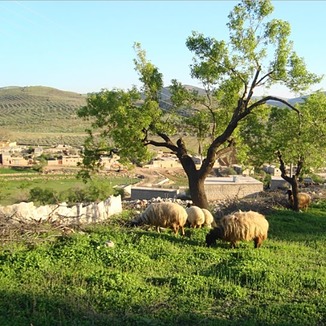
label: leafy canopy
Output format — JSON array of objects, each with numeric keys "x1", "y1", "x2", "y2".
[{"x1": 241, "y1": 92, "x2": 326, "y2": 175}]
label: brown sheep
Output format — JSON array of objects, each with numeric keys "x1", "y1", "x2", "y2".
[
  {"x1": 205, "y1": 210, "x2": 269, "y2": 248},
  {"x1": 131, "y1": 202, "x2": 187, "y2": 236},
  {"x1": 287, "y1": 189, "x2": 311, "y2": 211}
]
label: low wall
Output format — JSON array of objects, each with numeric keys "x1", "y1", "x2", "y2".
[
  {"x1": 204, "y1": 176, "x2": 263, "y2": 201},
  {"x1": 130, "y1": 176, "x2": 263, "y2": 201},
  {"x1": 270, "y1": 177, "x2": 290, "y2": 190},
  {"x1": 0, "y1": 195, "x2": 122, "y2": 225},
  {"x1": 130, "y1": 187, "x2": 179, "y2": 200}
]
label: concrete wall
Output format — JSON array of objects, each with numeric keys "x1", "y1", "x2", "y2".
[
  {"x1": 131, "y1": 187, "x2": 179, "y2": 200},
  {"x1": 270, "y1": 177, "x2": 290, "y2": 190},
  {"x1": 204, "y1": 176, "x2": 263, "y2": 201},
  {"x1": 130, "y1": 176, "x2": 263, "y2": 201}
]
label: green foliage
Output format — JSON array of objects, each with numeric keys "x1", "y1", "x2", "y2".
[
  {"x1": 0, "y1": 209, "x2": 325, "y2": 325},
  {"x1": 29, "y1": 187, "x2": 58, "y2": 205},
  {"x1": 241, "y1": 92, "x2": 326, "y2": 176}
]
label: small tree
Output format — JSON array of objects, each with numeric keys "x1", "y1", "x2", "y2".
[
  {"x1": 78, "y1": 0, "x2": 321, "y2": 208},
  {"x1": 241, "y1": 92, "x2": 326, "y2": 211}
]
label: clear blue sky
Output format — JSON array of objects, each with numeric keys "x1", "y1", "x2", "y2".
[{"x1": 1, "y1": 1, "x2": 325, "y2": 98}]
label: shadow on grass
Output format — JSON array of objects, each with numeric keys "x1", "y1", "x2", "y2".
[
  {"x1": 2, "y1": 289, "x2": 315, "y2": 326},
  {"x1": 0, "y1": 290, "x2": 238, "y2": 326}
]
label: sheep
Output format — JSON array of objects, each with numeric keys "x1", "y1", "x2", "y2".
[
  {"x1": 202, "y1": 208, "x2": 217, "y2": 228},
  {"x1": 205, "y1": 210, "x2": 269, "y2": 249},
  {"x1": 186, "y1": 205, "x2": 205, "y2": 228},
  {"x1": 287, "y1": 189, "x2": 311, "y2": 211},
  {"x1": 131, "y1": 202, "x2": 187, "y2": 236}
]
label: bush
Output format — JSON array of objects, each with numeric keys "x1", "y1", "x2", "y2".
[{"x1": 29, "y1": 187, "x2": 58, "y2": 205}]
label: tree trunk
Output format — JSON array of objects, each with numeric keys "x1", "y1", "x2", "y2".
[
  {"x1": 277, "y1": 151, "x2": 301, "y2": 212},
  {"x1": 290, "y1": 176, "x2": 300, "y2": 212},
  {"x1": 188, "y1": 173, "x2": 209, "y2": 209}
]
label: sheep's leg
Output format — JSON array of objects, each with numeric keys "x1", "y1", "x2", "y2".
[
  {"x1": 180, "y1": 226, "x2": 185, "y2": 236},
  {"x1": 230, "y1": 242, "x2": 237, "y2": 248},
  {"x1": 172, "y1": 224, "x2": 178, "y2": 235},
  {"x1": 254, "y1": 237, "x2": 262, "y2": 248}
]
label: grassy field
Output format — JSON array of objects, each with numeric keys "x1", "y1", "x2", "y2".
[
  {"x1": 0, "y1": 168, "x2": 139, "y2": 206},
  {"x1": 0, "y1": 201, "x2": 325, "y2": 325}
]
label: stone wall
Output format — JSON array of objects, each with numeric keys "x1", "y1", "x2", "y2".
[{"x1": 0, "y1": 195, "x2": 122, "y2": 225}]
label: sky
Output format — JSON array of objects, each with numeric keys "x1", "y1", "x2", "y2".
[{"x1": 1, "y1": 0, "x2": 326, "y2": 98}]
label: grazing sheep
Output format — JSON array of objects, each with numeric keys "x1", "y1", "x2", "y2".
[
  {"x1": 206, "y1": 210, "x2": 269, "y2": 248},
  {"x1": 131, "y1": 202, "x2": 187, "y2": 236},
  {"x1": 287, "y1": 189, "x2": 311, "y2": 211},
  {"x1": 202, "y1": 208, "x2": 217, "y2": 228},
  {"x1": 186, "y1": 205, "x2": 205, "y2": 228}
]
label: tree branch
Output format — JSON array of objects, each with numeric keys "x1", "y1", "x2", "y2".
[
  {"x1": 256, "y1": 70, "x2": 274, "y2": 86},
  {"x1": 246, "y1": 67, "x2": 261, "y2": 102},
  {"x1": 276, "y1": 150, "x2": 292, "y2": 183},
  {"x1": 248, "y1": 96, "x2": 301, "y2": 115},
  {"x1": 144, "y1": 139, "x2": 178, "y2": 152}
]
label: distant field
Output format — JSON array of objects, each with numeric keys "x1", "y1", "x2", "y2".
[
  {"x1": 0, "y1": 86, "x2": 90, "y2": 146},
  {"x1": 0, "y1": 86, "x2": 201, "y2": 153}
]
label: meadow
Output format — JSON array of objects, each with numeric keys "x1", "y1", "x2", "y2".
[
  {"x1": 0, "y1": 168, "x2": 139, "y2": 206},
  {"x1": 0, "y1": 201, "x2": 325, "y2": 326}
]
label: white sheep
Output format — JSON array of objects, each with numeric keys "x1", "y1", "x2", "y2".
[
  {"x1": 206, "y1": 210, "x2": 269, "y2": 248},
  {"x1": 131, "y1": 202, "x2": 187, "y2": 236},
  {"x1": 202, "y1": 208, "x2": 217, "y2": 228},
  {"x1": 186, "y1": 205, "x2": 205, "y2": 228}
]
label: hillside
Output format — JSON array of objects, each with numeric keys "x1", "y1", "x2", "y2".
[
  {"x1": 0, "y1": 86, "x2": 88, "y2": 146},
  {"x1": 0, "y1": 85, "x2": 311, "y2": 147}
]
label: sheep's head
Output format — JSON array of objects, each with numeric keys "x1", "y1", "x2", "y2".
[
  {"x1": 206, "y1": 227, "x2": 223, "y2": 247},
  {"x1": 129, "y1": 213, "x2": 144, "y2": 227}
]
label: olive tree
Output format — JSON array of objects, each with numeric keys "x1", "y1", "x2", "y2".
[{"x1": 78, "y1": 0, "x2": 321, "y2": 208}]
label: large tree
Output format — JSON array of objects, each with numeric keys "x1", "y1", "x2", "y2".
[
  {"x1": 241, "y1": 92, "x2": 326, "y2": 211},
  {"x1": 78, "y1": 0, "x2": 321, "y2": 208}
]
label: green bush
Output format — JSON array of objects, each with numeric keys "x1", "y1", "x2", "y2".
[{"x1": 29, "y1": 187, "x2": 58, "y2": 205}]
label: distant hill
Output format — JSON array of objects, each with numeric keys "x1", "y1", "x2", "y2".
[
  {"x1": 0, "y1": 86, "x2": 88, "y2": 146},
  {"x1": 0, "y1": 85, "x2": 315, "y2": 146}
]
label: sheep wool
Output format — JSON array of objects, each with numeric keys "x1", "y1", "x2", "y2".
[
  {"x1": 132, "y1": 202, "x2": 187, "y2": 236},
  {"x1": 287, "y1": 190, "x2": 311, "y2": 211},
  {"x1": 186, "y1": 205, "x2": 205, "y2": 228},
  {"x1": 202, "y1": 208, "x2": 217, "y2": 228},
  {"x1": 206, "y1": 210, "x2": 269, "y2": 248}
]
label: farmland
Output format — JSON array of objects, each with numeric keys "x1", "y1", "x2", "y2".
[{"x1": 0, "y1": 86, "x2": 89, "y2": 146}]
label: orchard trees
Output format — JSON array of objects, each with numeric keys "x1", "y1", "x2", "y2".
[{"x1": 78, "y1": 0, "x2": 321, "y2": 208}]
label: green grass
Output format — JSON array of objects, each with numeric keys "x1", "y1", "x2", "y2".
[
  {"x1": 0, "y1": 173, "x2": 139, "y2": 206},
  {"x1": 0, "y1": 206, "x2": 325, "y2": 325}
]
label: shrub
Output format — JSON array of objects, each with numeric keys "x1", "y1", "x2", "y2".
[{"x1": 29, "y1": 187, "x2": 58, "y2": 205}]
